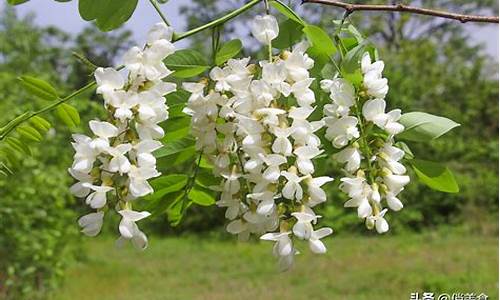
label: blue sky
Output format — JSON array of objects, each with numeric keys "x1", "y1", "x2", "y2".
[{"x1": 2, "y1": 0, "x2": 499, "y2": 59}]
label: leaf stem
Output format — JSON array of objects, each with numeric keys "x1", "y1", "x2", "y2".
[
  {"x1": 148, "y1": 0, "x2": 171, "y2": 26},
  {"x1": 0, "y1": 81, "x2": 96, "y2": 141},
  {"x1": 172, "y1": 0, "x2": 262, "y2": 42}
]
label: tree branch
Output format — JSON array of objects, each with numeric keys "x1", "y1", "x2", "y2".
[{"x1": 301, "y1": 0, "x2": 499, "y2": 24}]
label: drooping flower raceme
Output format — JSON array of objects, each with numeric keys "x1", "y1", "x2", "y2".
[
  {"x1": 183, "y1": 14, "x2": 333, "y2": 270},
  {"x1": 321, "y1": 52, "x2": 409, "y2": 234},
  {"x1": 69, "y1": 23, "x2": 177, "y2": 249}
]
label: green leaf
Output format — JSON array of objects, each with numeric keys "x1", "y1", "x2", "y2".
[
  {"x1": 161, "y1": 117, "x2": 191, "y2": 143},
  {"x1": 273, "y1": 19, "x2": 303, "y2": 50},
  {"x1": 164, "y1": 49, "x2": 209, "y2": 78},
  {"x1": 7, "y1": 0, "x2": 29, "y2": 4},
  {"x1": 167, "y1": 193, "x2": 191, "y2": 226},
  {"x1": 96, "y1": 0, "x2": 138, "y2": 31},
  {"x1": 78, "y1": 0, "x2": 138, "y2": 31},
  {"x1": 188, "y1": 185, "x2": 216, "y2": 206},
  {"x1": 270, "y1": 0, "x2": 305, "y2": 25},
  {"x1": 215, "y1": 39, "x2": 242, "y2": 65},
  {"x1": 16, "y1": 125, "x2": 42, "y2": 142},
  {"x1": 18, "y1": 76, "x2": 58, "y2": 101},
  {"x1": 157, "y1": 146, "x2": 196, "y2": 169},
  {"x1": 78, "y1": 0, "x2": 100, "y2": 21},
  {"x1": 399, "y1": 112, "x2": 460, "y2": 142},
  {"x1": 5, "y1": 137, "x2": 31, "y2": 156},
  {"x1": 145, "y1": 174, "x2": 188, "y2": 204},
  {"x1": 411, "y1": 159, "x2": 459, "y2": 193},
  {"x1": 303, "y1": 25, "x2": 336, "y2": 70},
  {"x1": 30, "y1": 116, "x2": 51, "y2": 133},
  {"x1": 56, "y1": 103, "x2": 80, "y2": 128},
  {"x1": 341, "y1": 40, "x2": 370, "y2": 74},
  {"x1": 154, "y1": 136, "x2": 195, "y2": 158}
]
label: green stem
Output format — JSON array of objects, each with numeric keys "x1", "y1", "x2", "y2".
[
  {"x1": 180, "y1": 151, "x2": 203, "y2": 216},
  {"x1": 148, "y1": 0, "x2": 171, "y2": 26},
  {"x1": 353, "y1": 97, "x2": 375, "y2": 184},
  {"x1": 0, "y1": 81, "x2": 96, "y2": 141},
  {"x1": 172, "y1": 0, "x2": 262, "y2": 42}
]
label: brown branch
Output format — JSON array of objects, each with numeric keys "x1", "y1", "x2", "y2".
[{"x1": 301, "y1": 0, "x2": 499, "y2": 24}]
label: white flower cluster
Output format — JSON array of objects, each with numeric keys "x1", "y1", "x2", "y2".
[
  {"x1": 321, "y1": 52, "x2": 409, "y2": 234},
  {"x1": 70, "y1": 23, "x2": 177, "y2": 249},
  {"x1": 182, "y1": 15, "x2": 333, "y2": 270}
]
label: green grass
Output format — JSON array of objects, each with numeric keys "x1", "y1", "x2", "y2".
[{"x1": 51, "y1": 231, "x2": 498, "y2": 300}]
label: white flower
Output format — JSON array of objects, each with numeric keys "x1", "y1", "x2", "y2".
[
  {"x1": 291, "y1": 78, "x2": 315, "y2": 107},
  {"x1": 272, "y1": 127, "x2": 294, "y2": 156},
  {"x1": 383, "y1": 173, "x2": 410, "y2": 193},
  {"x1": 71, "y1": 134, "x2": 97, "y2": 173},
  {"x1": 365, "y1": 209, "x2": 389, "y2": 234},
  {"x1": 260, "y1": 154, "x2": 287, "y2": 182},
  {"x1": 379, "y1": 142, "x2": 406, "y2": 175},
  {"x1": 284, "y1": 42, "x2": 314, "y2": 82},
  {"x1": 340, "y1": 177, "x2": 373, "y2": 218},
  {"x1": 386, "y1": 191, "x2": 404, "y2": 211},
  {"x1": 68, "y1": 168, "x2": 93, "y2": 197},
  {"x1": 361, "y1": 52, "x2": 389, "y2": 99},
  {"x1": 88, "y1": 120, "x2": 119, "y2": 152},
  {"x1": 117, "y1": 210, "x2": 151, "y2": 250},
  {"x1": 95, "y1": 67, "x2": 124, "y2": 95},
  {"x1": 291, "y1": 212, "x2": 320, "y2": 240},
  {"x1": 281, "y1": 171, "x2": 306, "y2": 200},
  {"x1": 216, "y1": 192, "x2": 241, "y2": 220},
  {"x1": 107, "y1": 143, "x2": 132, "y2": 174},
  {"x1": 260, "y1": 231, "x2": 298, "y2": 271},
  {"x1": 251, "y1": 15, "x2": 279, "y2": 44},
  {"x1": 306, "y1": 176, "x2": 334, "y2": 206},
  {"x1": 128, "y1": 165, "x2": 161, "y2": 197},
  {"x1": 249, "y1": 191, "x2": 276, "y2": 215},
  {"x1": 294, "y1": 146, "x2": 323, "y2": 175},
  {"x1": 261, "y1": 61, "x2": 291, "y2": 96},
  {"x1": 324, "y1": 116, "x2": 359, "y2": 148},
  {"x1": 82, "y1": 183, "x2": 114, "y2": 209},
  {"x1": 309, "y1": 227, "x2": 333, "y2": 254},
  {"x1": 78, "y1": 211, "x2": 104, "y2": 237},
  {"x1": 333, "y1": 146, "x2": 362, "y2": 173},
  {"x1": 321, "y1": 78, "x2": 355, "y2": 117},
  {"x1": 123, "y1": 40, "x2": 175, "y2": 81},
  {"x1": 255, "y1": 108, "x2": 286, "y2": 127},
  {"x1": 362, "y1": 99, "x2": 404, "y2": 135},
  {"x1": 147, "y1": 22, "x2": 174, "y2": 44},
  {"x1": 133, "y1": 140, "x2": 163, "y2": 168}
]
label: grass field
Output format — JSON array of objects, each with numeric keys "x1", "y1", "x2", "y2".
[{"x1": 51, "y1": 231, "x2": 498, "y2": 300}]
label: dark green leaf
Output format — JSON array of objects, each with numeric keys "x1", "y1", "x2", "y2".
[
  {"x1": 411, "y1": 159, "x2": 459, "y2": 193},
  {"x1": 161, "y1": 117, "x2": 191, "y2": 143},
  {"x1": 78, "y1": 0, "x2": 138, "y2": 31},
  {"x1": 215, "y1": 39, "x2": 242, "y2": 65},
  {"x1": 164, "y1": 49, "x2": 209, "y2": 78},
  {"x1": 96, "y1": 0, "x2": 138, "y2": 31},
  {"x1": 167, "y1": 193, "x2": 191, "y2": 226},
  {"x1": 154, "y1": 136, "x2": 195, "y2": 158},
  {"x1": 273, "y1": 19, "x2": 303, "y2": 50},
  {"x1": 19, "y1": 76, "x2": 58, "y2": 101}
]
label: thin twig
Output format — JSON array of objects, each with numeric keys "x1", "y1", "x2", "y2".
[{"x1": 301, "y1": 0, "x2": 499, "y2": 23}]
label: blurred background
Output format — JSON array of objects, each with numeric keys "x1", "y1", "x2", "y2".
[{"x1": 0, "y1": 0, "x2": 498, "y2": 299}]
